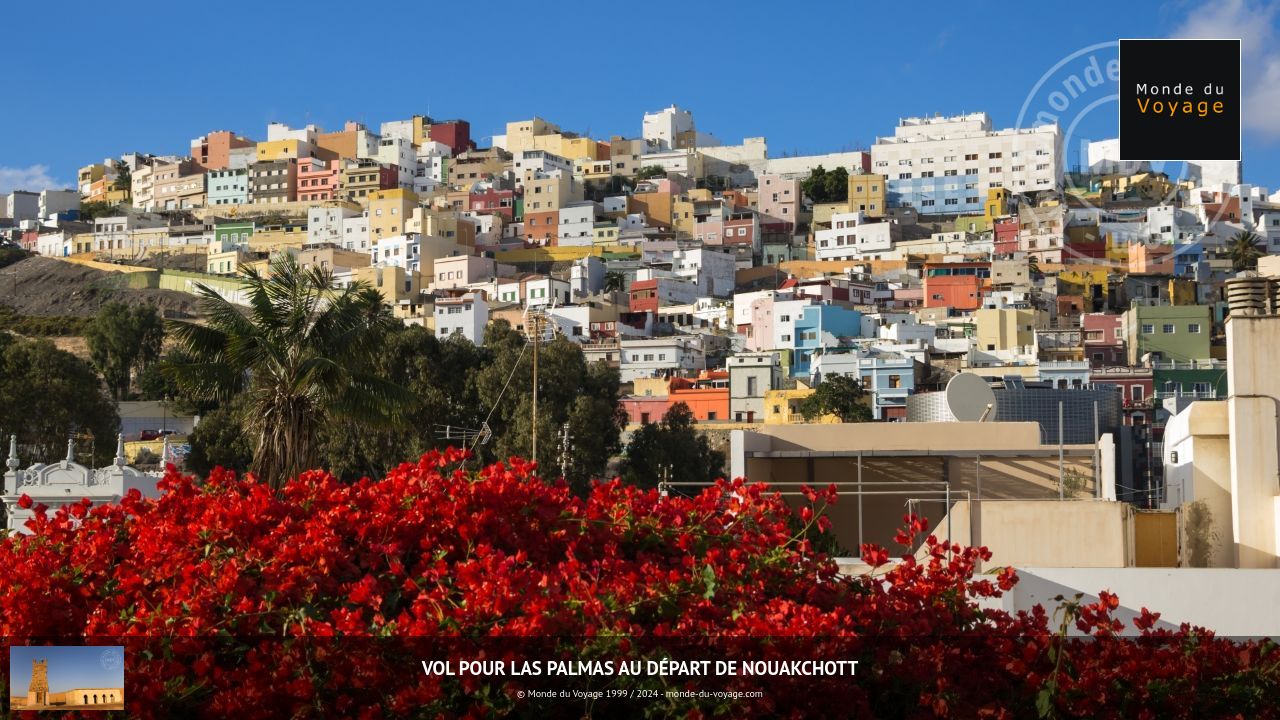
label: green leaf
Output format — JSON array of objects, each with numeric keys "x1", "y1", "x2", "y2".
[{"x1": 1036, "y1": 687, "x2": 1053, "y2": 718}]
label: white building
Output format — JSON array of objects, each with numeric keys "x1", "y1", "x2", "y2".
[
  {"x1": 1085, "y1": 139, "x2": 1150, "y2": 176},
  {"x1": 308, "y1": 204, "x2": 361, "y2": 246},
  {"x1": 341, "y1": 212, "x2": 371, "y2": 253},
  {"x1": 814, "y1": 215, "x2": 899, "y2": 261},
  {"x1": 728, "y1": 351, "x2": 783, "y2": 422},
  {"x1": 1, "y1": 436, "x2": 160, "y2": 535},
  {"x1": 4, "y1": 191, "x2": 38, "y2": 222},
  {"x1": 434, "y1": 292, "x2": 489, "y2": 344},
  {"x1": 619, "y1": 335, "x2": 707, "y2": 382},
  {"x1": 871, "y1": 113, "x2": 1061, "y2": 215},
  {"x1": 671, "y1": 247, "x2": 736, "y2": 298},
  {"x1": 642, "y1": 105, "x2": 697, "y2": 151},
  {"x1": 374, "y1": 234, "x2": 423, "y2": 272},
  {"x1": 557, "y1": 202, "x2": 597, "y2": 246},
  {"x1": 38, "y1": 189, "x2": 79, "y2": 219}
]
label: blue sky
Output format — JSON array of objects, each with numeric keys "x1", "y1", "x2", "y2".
[
  {"x1": 2, "y1": 0, "x2": 1278, "y2": 193},
  {"x1": 9, "y1": 646, "x2": 124, "y2": 693}
]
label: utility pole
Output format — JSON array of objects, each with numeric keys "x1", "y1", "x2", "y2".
[
  {"x1": 530, "y1": 309, "x2": 540, "y2": 467},
  {"x1": 559, "y1": 422, "x2": 571, "y2": 479}
]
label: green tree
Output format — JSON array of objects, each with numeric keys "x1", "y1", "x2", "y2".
[
  {"x1": 801, "y1": 165, "x2": 850, "y2": 204},
  {"x1": 1227, "y1": 230, "x2": 1265, "y2": 271},
  {"x1": 620, "y1": 402, "x2": 724, "y2": 490},
  {"x1": 184, "y1": 399, "x2": 254, "y2": 476},
  {"x1": 85, "y1": 302, "x2": 165, "y2": 400},
  {"x1": 603, "y1": 271, "x2": 626, "y2": 294},
  {"x1": 165, "y1": 254, "x2": 409, "y2": 488},
  {"x1": 635, "y1": 165, "x2": 668, "y2": 181},
  {"x1": 471, "y1": 320, "x2": 624, "y2": 493},
  {"x1": 797, "y1": 374, "x2": 873, "y2": 423},
  {"x1": 319, "y1": 326, "x2": 485, "y2": 481},
  {"x1": 0, "y1": 333, "x2": 119, "y2": 465},
  {"x1": 77, "y1": 201, "x2": 119, "y2": 223},
  {"x1": 112, "y1": 160, "x2": 132, "y2": 192}
]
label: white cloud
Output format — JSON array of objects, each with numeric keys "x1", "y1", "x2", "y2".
[
  {"x1": 0, "y1": 164, "x2": 66, "y2": 194},
  {"x1": 1172, "y1": 0, "x2": 1280, "y2": 139}
]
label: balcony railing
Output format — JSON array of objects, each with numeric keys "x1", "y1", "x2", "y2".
[
  {"x1": 1153, "y1": 389, "x2": 1218, "y2": 400},
  {"x1": 1151, "y1": 359, "x2": 1225, "y2": 370}
]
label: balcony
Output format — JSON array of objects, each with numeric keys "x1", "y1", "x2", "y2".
[
  {"x1": 1153, "y1": 388, "x2": 1219, "y2": 400},
  {"x1": 1151, "y1": 359, "x2": 1225, "y2": 371}
]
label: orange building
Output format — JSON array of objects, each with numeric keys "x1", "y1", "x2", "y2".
[
  {"x1": 191, "y1": 130, "x2": 255, "y2": 170},
  {"x1": 524, "y1": 210, "x2": 559, "y2": 245},
  {"x1": 1128, "y1": 242, "x2": 1176, "y2": 274},
  {"x1": 922, "y1": 261, "x2": 989, "y2": 310}
]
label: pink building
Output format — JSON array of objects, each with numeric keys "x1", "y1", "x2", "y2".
[
  {"x1": 745, "y1": 296, "x2": 776, "y2": 351},
  {"x1": 757, "y1": 174, "x2": 800, "y2": 232},
  {"x1": 297, "y1": 159, "x2": 339, "y2": 202},
  {"x1": 1082, "y1": 313, "x2": 1126, "y2": 367},
  {"x1": 1128, "y1": 242, "x2": 1175, "y2": 274}
]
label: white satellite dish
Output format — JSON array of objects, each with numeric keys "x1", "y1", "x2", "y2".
[{"x1": 945, "y1": 373, "x2": 997, "y2": 422}]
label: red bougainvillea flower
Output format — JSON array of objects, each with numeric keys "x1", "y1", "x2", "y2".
[{"x1": 0, "y1": 449, "x2": 1274, "y2": 719}]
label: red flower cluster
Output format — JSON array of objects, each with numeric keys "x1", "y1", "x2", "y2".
[{"x1": 0, "y1": 450, "x2": 1276, "y2": 719}]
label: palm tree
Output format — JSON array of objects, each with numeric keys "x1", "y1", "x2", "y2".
[
  {"x1": 1227, "y1": 230, "x2": 1265, "y2": 272},
  {"x1": 165, "y1": 254, "x2": 409, "y2": 488}
]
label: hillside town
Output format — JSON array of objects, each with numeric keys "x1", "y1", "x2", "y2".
[{"x1": 3, "y1": 104, "x2": 1279, "y2": 579}]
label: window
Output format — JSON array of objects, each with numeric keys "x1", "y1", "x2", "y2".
[
  {"x1": 964, "y1": 154, "x2": 978, "y2": 161},
  {"x1": 1188, "y1": 323, "x2": 1202, "y2": 333},
  {"x1": 1162, "y1": 324, "x2": 1175, "y2": 334},
  {"x1": 944, "y1": 198, "x2": 958, "y2": 205},
  {"x1": 920, "y1": 171, "x2": 934, "y2": 178},
  {"x1": 965, "y1": 167, "x2": 978, "y2": 175},
  {"x1": 898, "y1": 173, "x2": 911, "y2": 180},
  {"x1": 888, "y1": 374, "x2": 901, "y2": 388},
  {"x1": 707, "y1": 412, "x2": 717, "y2": 421},
  {"x1": 989, "y1": 167, "x2": 1002, "y2": 174},
  {"x1": 944, "y1": 169, "x2": 957, "y2": 176},
  {"x1": 1141, "y1": 324, "x2": 1154, "y2": 334},
  {"x1": 1114, "y1": 327, "x2": 1124, "y2": 339},
  {"x1": 921, "y1": 199, "x2": 935, "y2": 207},
  {"x1": 988, "y1": 152, "x2": 1002, "y2": 159},
  {"x1": 1194, "y1": 382, "x2": 1211, "y2": 395},
  {"x1": 1132, "y1": 386, "x2": 1144, "y2": 402}
]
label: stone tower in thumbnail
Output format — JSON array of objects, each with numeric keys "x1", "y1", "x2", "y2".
[{"x1": 28, "y1": 658, "x2": 49, "y2": 706}]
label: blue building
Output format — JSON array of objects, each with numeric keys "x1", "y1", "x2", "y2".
[
  {"x1": 792, "y1": 304, "x2": 863, "y2": 376},
  {"x1": 810, "y1": 350, "x2": 918, "y2": 420},
  {"x1": 885, "y1": 173, "x2": 983, "y2": 214}
]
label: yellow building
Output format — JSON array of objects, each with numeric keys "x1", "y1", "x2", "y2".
[
  {"x1": 1099, "y1": 172, "x2": 1174, "y2": 202},
  {"x1": 256, "y1": 139, "x2": 312, "y2": 162},
  {"x1": 248, "y1": 223, "x2": 308, "y2": 254},
  {"x1": 974, "y1": 308, "x2": 1043, "y2": 352},
  {"x1": 984, "y1": 188, "x2": 1012, "y2": 220},
  {"x1": 354, "y1": 264, "x2": 424, "y2": 306},
  {"x1": 78, "y1": 163, "x2": 109, "y2": 196},
  {"x1": 763, "y1": 384, "x2": 840, "y2": 425},
  {"x1": 504, "y1": 118, "x2": 562, "y2": 156},
  {"x1": 593, "y1": 223, "x2": 620, "y2": 245},
  {"x1": 368, "y1": 188, "x2": 419, "y2": 241},
  {"x1": 846, "y1": 173, "x2": 886, "y2": 217}
]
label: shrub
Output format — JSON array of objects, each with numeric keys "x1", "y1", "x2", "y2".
[{"x1": 0, "y1": 452, "x2": 1275, "y2": 718}]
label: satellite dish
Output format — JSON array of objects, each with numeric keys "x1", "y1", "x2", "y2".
[{"x1": 945, "y1": 373, "x2": 997, "y2": 422}]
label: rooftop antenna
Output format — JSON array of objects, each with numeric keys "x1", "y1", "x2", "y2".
[{"x1": 945, "y1": 372, "x2": 998, "y2": 422}]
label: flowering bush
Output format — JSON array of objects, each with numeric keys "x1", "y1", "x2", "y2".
[{"x1": 0, "y1": 449, "x2": 1277, "y2": 718}]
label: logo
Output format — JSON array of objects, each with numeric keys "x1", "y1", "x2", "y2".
[
  {"x1": 100, "y1": 647, "x2": 123, "y2": 671},
  {"x1": 1120, "y1": 39, "x2": 1241, "y2": 161}
]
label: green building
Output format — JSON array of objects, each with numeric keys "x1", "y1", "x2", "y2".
[
  {"x1": 1123, "y1": 305, "x2": 1212, "y2": 365},
  {"x1": 213, "y1": 221, "x2": 254, "y2": 248}
]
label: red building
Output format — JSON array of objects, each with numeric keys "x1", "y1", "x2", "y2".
[
  {"x1": 922, "y1": 262, "x2": 989, "y2": 311},
  {"x1": 1082, "y1": 313, "x2": 1126, "y2": 367},
  {"x1": 993, "y1": 216, "x2": 1019, "y2": 255},
  {"x1": 470, "y1": 188, "x2": 516, "y2": 220},
  {"x1": 629, "y1": 279, "x2": 659, "y2": 313},
  {"x1": 429, "y1": 120, "x2": 472, "y2": 156}
]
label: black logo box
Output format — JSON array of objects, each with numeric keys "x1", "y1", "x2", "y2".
[{"x1": 1119, "y1": 38, "x2": 1241, "y2": 161}]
